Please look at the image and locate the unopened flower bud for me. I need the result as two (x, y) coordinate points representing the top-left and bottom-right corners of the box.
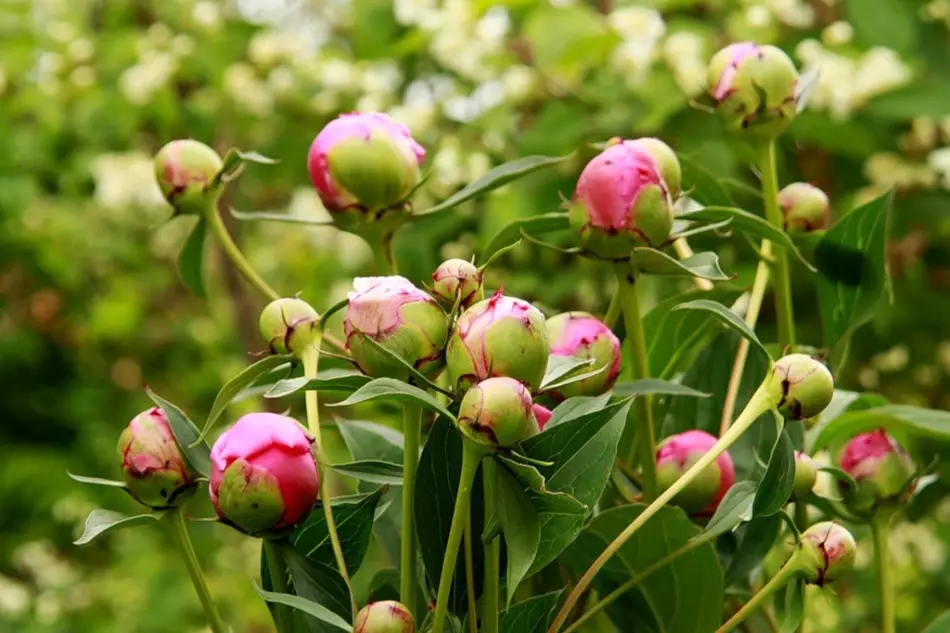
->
(792, 451), (818, 499)
(655, 430), (735, 517)
(533, 404), (552, 431)
(446, 291), (549, 394)
(259, 298), (320, 355)
(838, 430), (915, 513)
(308, 112), (425, 214)
(545, 312), (621, 400)
(353, 600), (415, 633)
(210, 413), (320, 536)
(570, 140), (674, 259)
(707, 42), (799, 138)
(457, 377), (540, 448)
(431, 259), (484, 310)
(778, 183), (830, 232)
(153, 139), (223, 215)
(117, 407), (193, 509)
(798, 521), (856, 586)
(627, 137), (682, 196)
(344, 276), (448, 380)
(766, 354), (834, 419)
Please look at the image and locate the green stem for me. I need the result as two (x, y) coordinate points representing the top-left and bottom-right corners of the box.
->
(301, 344), (358, 620)
(757, 142), (795, 352)
(615, 263), (656, 499)
(603, 289), (621, 329)
(547, 384), (777, 633)
(432, 444), (483, 633)
(400, 404), (422, 612)
(794, 500), (809, 532)
(562, 534), (714, 633)
(264, 539), (291, 631)
(464, 519), (478, 633)
(482, 473), (500, 633)
(204, 203), (279, 302)
(716, 559), (800, 633)
(168, 509), (228, 633)
(872, 512), (896, 633)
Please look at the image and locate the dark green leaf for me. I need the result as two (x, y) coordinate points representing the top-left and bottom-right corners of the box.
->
(74, 509), (160, 545)
(328, 378), (454, 421)
(479, 213), (570, 265)
(817, 466), (856, 490)
(253, 583), (350, 632)
(680, 155), (735, 208)
(329, 460), (402, 486)
(485, 460), (540, 605)
(283, 545), (352, 631)
(178, 218), (207, 297)
(612, 379), (709, 399)
(416, 155), (572, 218)
(545, 394), (612, 429)
(146, 387), (212, 478)
(845, 0), (916, 55)
(498, 590), (563, 633)
(753, 429), (795, 517)
(812, 405), (950, 452)
(698, 480), (757, 540)
(633, 248), (732, 281)
(724, 514), (783, 585)
(67, 472), (127, 488)
(907, 480), (950, 522)
(563, 505), (723, 633)
(354, 336), (448, 395)
(338, 420), (405, 464)
(230, 208), (333, 225)
(779, 580), (805, 633)
(265, 370), (371, 399)
(672, 299), (770, 363)
(292, 489), (385, 573)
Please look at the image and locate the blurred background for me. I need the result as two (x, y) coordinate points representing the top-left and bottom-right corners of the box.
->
(3, 0), (950, 631)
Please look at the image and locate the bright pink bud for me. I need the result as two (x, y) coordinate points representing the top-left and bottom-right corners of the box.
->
(838, 430), (915, 513)
(656, 430), (735, 517)
(307, 112), (425, 213)
(533, 404), (553, 431)
(711, 42), (761, 102)
(210, 413), (320, 536)
(546, 312), (621, 400)
(117, 407), (193, 509)
(344, 276), (448, 380)
(570, 140), (673, 258)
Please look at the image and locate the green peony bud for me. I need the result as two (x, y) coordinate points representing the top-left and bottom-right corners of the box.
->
(456, 377), (540, 449)
(431, 258), (484, 310)
(766, 354), (834, 419)
(259, 297), (320, 355)
(797, 521), (856, 586)
(153, 139), (223, 215)
(352, 601), (415, 633)
(117, 407), (194, 509)
(792, 451), (818, 499)
(778, 182), (830, 232)
(627, 137), (682, 196)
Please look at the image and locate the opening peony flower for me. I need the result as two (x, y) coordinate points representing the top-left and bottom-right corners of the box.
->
(655, 430), (735, 517)
(778, 182), (830, 232)
(569, 139), (674, 258)
(353, 600), (415, 633)
(798, 521), (856, 586)
(209, 413), (320, 536)
(766, 354), (835, 420)
(259, 297), (320, 355)
(545, 312), (622, 400)
(431, 258), (484, 310)
(445, 291), (549, 395)
(344, 276), (448, 380)
(117, 407), (194, 509)
(456, 377), (540, 448)
(838, 430), (915, 513)
(307, 112), (425, 214)
(153, 139), (223, 215)
(707, 42), (799, 138)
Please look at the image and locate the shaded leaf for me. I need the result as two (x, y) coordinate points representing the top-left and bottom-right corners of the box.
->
(253, 583), (350, 632)
(612, 379), (710, 399)
(330, 460), (402, 486)
(328, 378), (454, 421)
(498, 590), (563, 633)
(753, 429), (795, 517)
(282, 546), (352, 632)
(812, 405), (950, 452)
(484, 460), (540, 605)
(146, 387), (211, 478)
(724, 514), (783, 585)
(74, 509), (160, 545)
(698, 480), (757, 540)
(292, 489), (385, 573)
(779, 580), (806, 633)
(338, 420), (405, 464)
(633, 248), (732, 281)
(265, 370), (371, 399)
(480, 213), (571, 265)
(672, 300), (770, 363)
(680, 155), (734, 208)
(178, 218), (207, 297)
(545, 394), (612, 429)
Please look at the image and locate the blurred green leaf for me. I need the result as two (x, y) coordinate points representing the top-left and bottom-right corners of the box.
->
(922, 610), (950, 633)
(67, 472), (127, 488)
(253, 583), (350, 632)
(845, 0), (917, 55)
(779, 580), (806, 633)
(725, 514), (783, 586)
(523, 5), (618, 88)
(338, 420), (405, 463)
(812, 405), (950, 452)
(612, 379), (710, 399)
(178, 218), (207, 297)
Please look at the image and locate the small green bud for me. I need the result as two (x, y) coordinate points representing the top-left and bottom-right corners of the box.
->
(778, 182), (830, 232)
(797, 521), (856, 586)
(153, 139), (223, 215)
(456, 377), (540, 449)
(259, 298), (320, 355)
(353, 600), (415, 633)
(431, 259), (484, 310)
(766, 354), (834, 419)
(792, 451), (818, 499)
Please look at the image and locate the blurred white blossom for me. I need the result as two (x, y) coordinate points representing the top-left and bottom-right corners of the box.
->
(664, 31), (707, 96)
(608, 6), (665, 85)
(822, 21), (854, 46)
(0, 576), (30, 619)
(927, 147), (950, 189)
(90, 152), (164, 210)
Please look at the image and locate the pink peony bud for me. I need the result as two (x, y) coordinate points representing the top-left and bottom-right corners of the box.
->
(457, 377), (540, 448)
(792, 451), (818, 499)
(545, 312), (622, 400)
(707, 42), (799, 138)
(445, 291), (549, 395)
(838, 430), (915, 513)
(117, 407), (193, 509)
(626, 137), (682, 196)
(533, 404), (553, 431)
(655, 430), (735, 517)
(153, 139), (223, 215)
(353, 600), (415, 633)
(259, 297), (320, 355)
(344, 276), (448, 380)
(778, 182), (830, 232)
(307, 112), (425, 213)
(569, 140), (674, 258)
(431, 258), (484, 310)
(766, 354), (835, 420)
(210, 413), (320, 536)
(798, 521), (856, 586)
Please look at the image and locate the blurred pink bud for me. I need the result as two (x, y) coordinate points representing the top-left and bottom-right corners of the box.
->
(656, 430), (735, 517)
(533, 404), (553, 431)
(210, 413), (320, 535)
(778, 182), (830, 232)
(117, 407), (193, 509)
(838, 429), (915, 512)
(546, 312), (621, 400)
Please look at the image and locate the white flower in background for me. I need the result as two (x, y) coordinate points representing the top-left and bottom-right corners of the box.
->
(427, 3), (509, 81)
(866, 152), (937, 189)
(192, 1), (222, 30)
(927, 147), (950, 189)
(764, 0), (815, 27)
(224, 62), (274, 115)
(891, 522), (946, 572)
(432, 138), (466, 189)
(663, 31), (706, 96)
(267, 66), (295, 95)
(13, 541), (77, 591)
(319, 58), (360, 91)
(872, 345), (910, 372)
(745, 5), (773, 29)
(90, 152), (164, 210)
(67, 38), (94, 62)
(394, 0), (438, 26)
(119, 52), (176, 104)
(359, 61), (403, 97)
(70, 66), (96, 89)
(607, 6), (665, 85)
(822, 21), (854, 46)
(0, 576), (30, 619)
(501, 65), (539, 103)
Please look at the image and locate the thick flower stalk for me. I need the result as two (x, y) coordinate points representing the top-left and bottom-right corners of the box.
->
(353, 600), (415, 633)
(431, 258), (484, 310)
(839, 430), (915, 514)
(778, 182), (830, 232)
(655, 430), (735, 518)
(117, 407), (194, 509)
(569, 139), (674, 258)
(153, 139), (223, 215)
(209, 413), (320, 536)
(259, 297), (321, 356)
(445, 291), (549, 395)
(344, 276), (448, 380)
(545, 312), (622, 400)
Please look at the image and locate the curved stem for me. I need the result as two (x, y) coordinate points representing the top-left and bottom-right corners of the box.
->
(720, 248), (772, 436)
(264, 539), (291, 631)
(204, 203), (280, 302)
(482, 474), (500, 633)
(301, 344), (358, 620)
(716, 560), (799, 633)
(872, 512), (896, 633)
(167, 509), (228, 633)
(757, 142), (795, 352)
(615, 264), (656, 499)
(400, 404), (422, 611)
(547, 384), (776, 633)
(603, 289), (622, 330)
(672, 238), (714, 291)
(464, 519), (478, 633)
(432, 445), (483, 633)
